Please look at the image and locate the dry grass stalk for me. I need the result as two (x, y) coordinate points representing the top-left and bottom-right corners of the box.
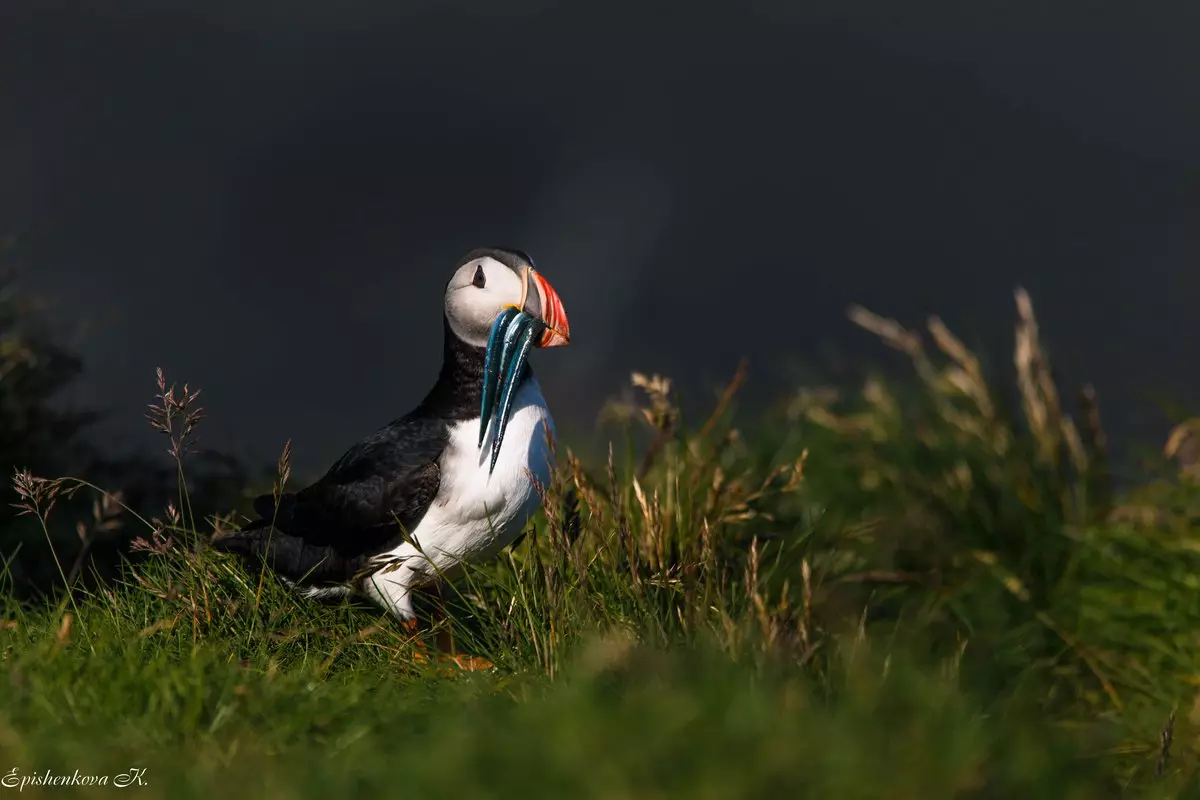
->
(848, 305), (922, 356)
(11, 469), (77, 521)
(146, 366), (205, 462)
(848, 305), (944, 393)
(54, 612), (73, 650)
(698, 359), (748, 440)
(785, 386), (840, 423)
(1156, 707), (1176, 778)
(1164, 419), (1200, 481)
(1077, 384), (1112, 518)
(1079, 384), (1107, 457)
(274, 439), (293, 501)
(1014, 287), (1069, 467)
(827, 290), (1112, 528)
(799, 558), (813, 652)
(844, 290), (1100, 479)
(846, 305), (1003, 451)
(927, 315), (994, 421)
(66, 489), (125, 584)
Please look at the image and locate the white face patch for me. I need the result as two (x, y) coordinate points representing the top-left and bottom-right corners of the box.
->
(444, 257), (528, 348)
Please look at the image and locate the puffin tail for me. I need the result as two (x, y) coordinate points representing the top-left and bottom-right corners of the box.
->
(209, 518), (274, 559)
(251, 491), (293, 521)
(212, 493), (328, 577)
(209, 491), (294, 556)
(210, 521), (356, 586)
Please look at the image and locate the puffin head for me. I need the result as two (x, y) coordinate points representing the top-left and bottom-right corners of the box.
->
(445, 247), (570, 350)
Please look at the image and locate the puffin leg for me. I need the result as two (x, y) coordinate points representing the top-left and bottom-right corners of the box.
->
(401, 617), (433, 664)
(429, 589), (494, 672)
(365, 566), (492, 670)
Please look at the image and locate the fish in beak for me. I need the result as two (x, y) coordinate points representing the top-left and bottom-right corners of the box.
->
(478, 268), (570, 474)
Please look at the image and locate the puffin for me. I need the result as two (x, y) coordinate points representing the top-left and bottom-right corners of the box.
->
(212, 247), (570, 667)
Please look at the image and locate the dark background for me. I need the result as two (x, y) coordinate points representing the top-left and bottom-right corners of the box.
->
(3, 0), (1198, 477)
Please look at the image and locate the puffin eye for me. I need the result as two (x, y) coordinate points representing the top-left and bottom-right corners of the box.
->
(472, 264), (487, 288)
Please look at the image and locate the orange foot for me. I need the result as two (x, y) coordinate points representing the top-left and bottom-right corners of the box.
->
(447, 653), (494, 671)
(402, 618), (494, 672)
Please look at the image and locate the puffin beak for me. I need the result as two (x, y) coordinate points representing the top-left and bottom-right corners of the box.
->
(525, 268), (570, 347)
(479, 263), (570, 474)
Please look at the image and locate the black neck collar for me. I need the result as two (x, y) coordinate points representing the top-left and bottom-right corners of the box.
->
(416, 315), (531, 421)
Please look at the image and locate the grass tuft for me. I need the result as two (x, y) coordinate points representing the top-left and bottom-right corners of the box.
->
(3, 289), (1200, 795)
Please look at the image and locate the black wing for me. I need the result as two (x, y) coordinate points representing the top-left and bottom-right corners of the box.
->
(212, 413), (448, 585)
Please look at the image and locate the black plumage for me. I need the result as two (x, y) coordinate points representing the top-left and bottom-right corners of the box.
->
(213, 318), (494, 586)
(212, 247), (538, 591)
(468, 246), (533, 271)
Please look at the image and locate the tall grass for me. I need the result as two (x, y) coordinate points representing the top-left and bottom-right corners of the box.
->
(3, 288), (1200, 796)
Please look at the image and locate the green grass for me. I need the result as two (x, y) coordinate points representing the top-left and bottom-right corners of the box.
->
(5, 292), (1200, 797)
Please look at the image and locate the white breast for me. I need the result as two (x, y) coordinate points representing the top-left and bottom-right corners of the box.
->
(360, 376), (555, 620)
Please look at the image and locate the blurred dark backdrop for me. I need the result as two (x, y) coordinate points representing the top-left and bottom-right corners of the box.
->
(2, 0), (1198, 479)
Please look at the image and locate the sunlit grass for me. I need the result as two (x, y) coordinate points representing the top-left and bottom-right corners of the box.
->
(4, 287), (1200, 796)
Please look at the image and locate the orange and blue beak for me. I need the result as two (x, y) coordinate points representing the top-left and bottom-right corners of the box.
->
(526, 268), (570, 348)
(478, 267), (570, 474)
